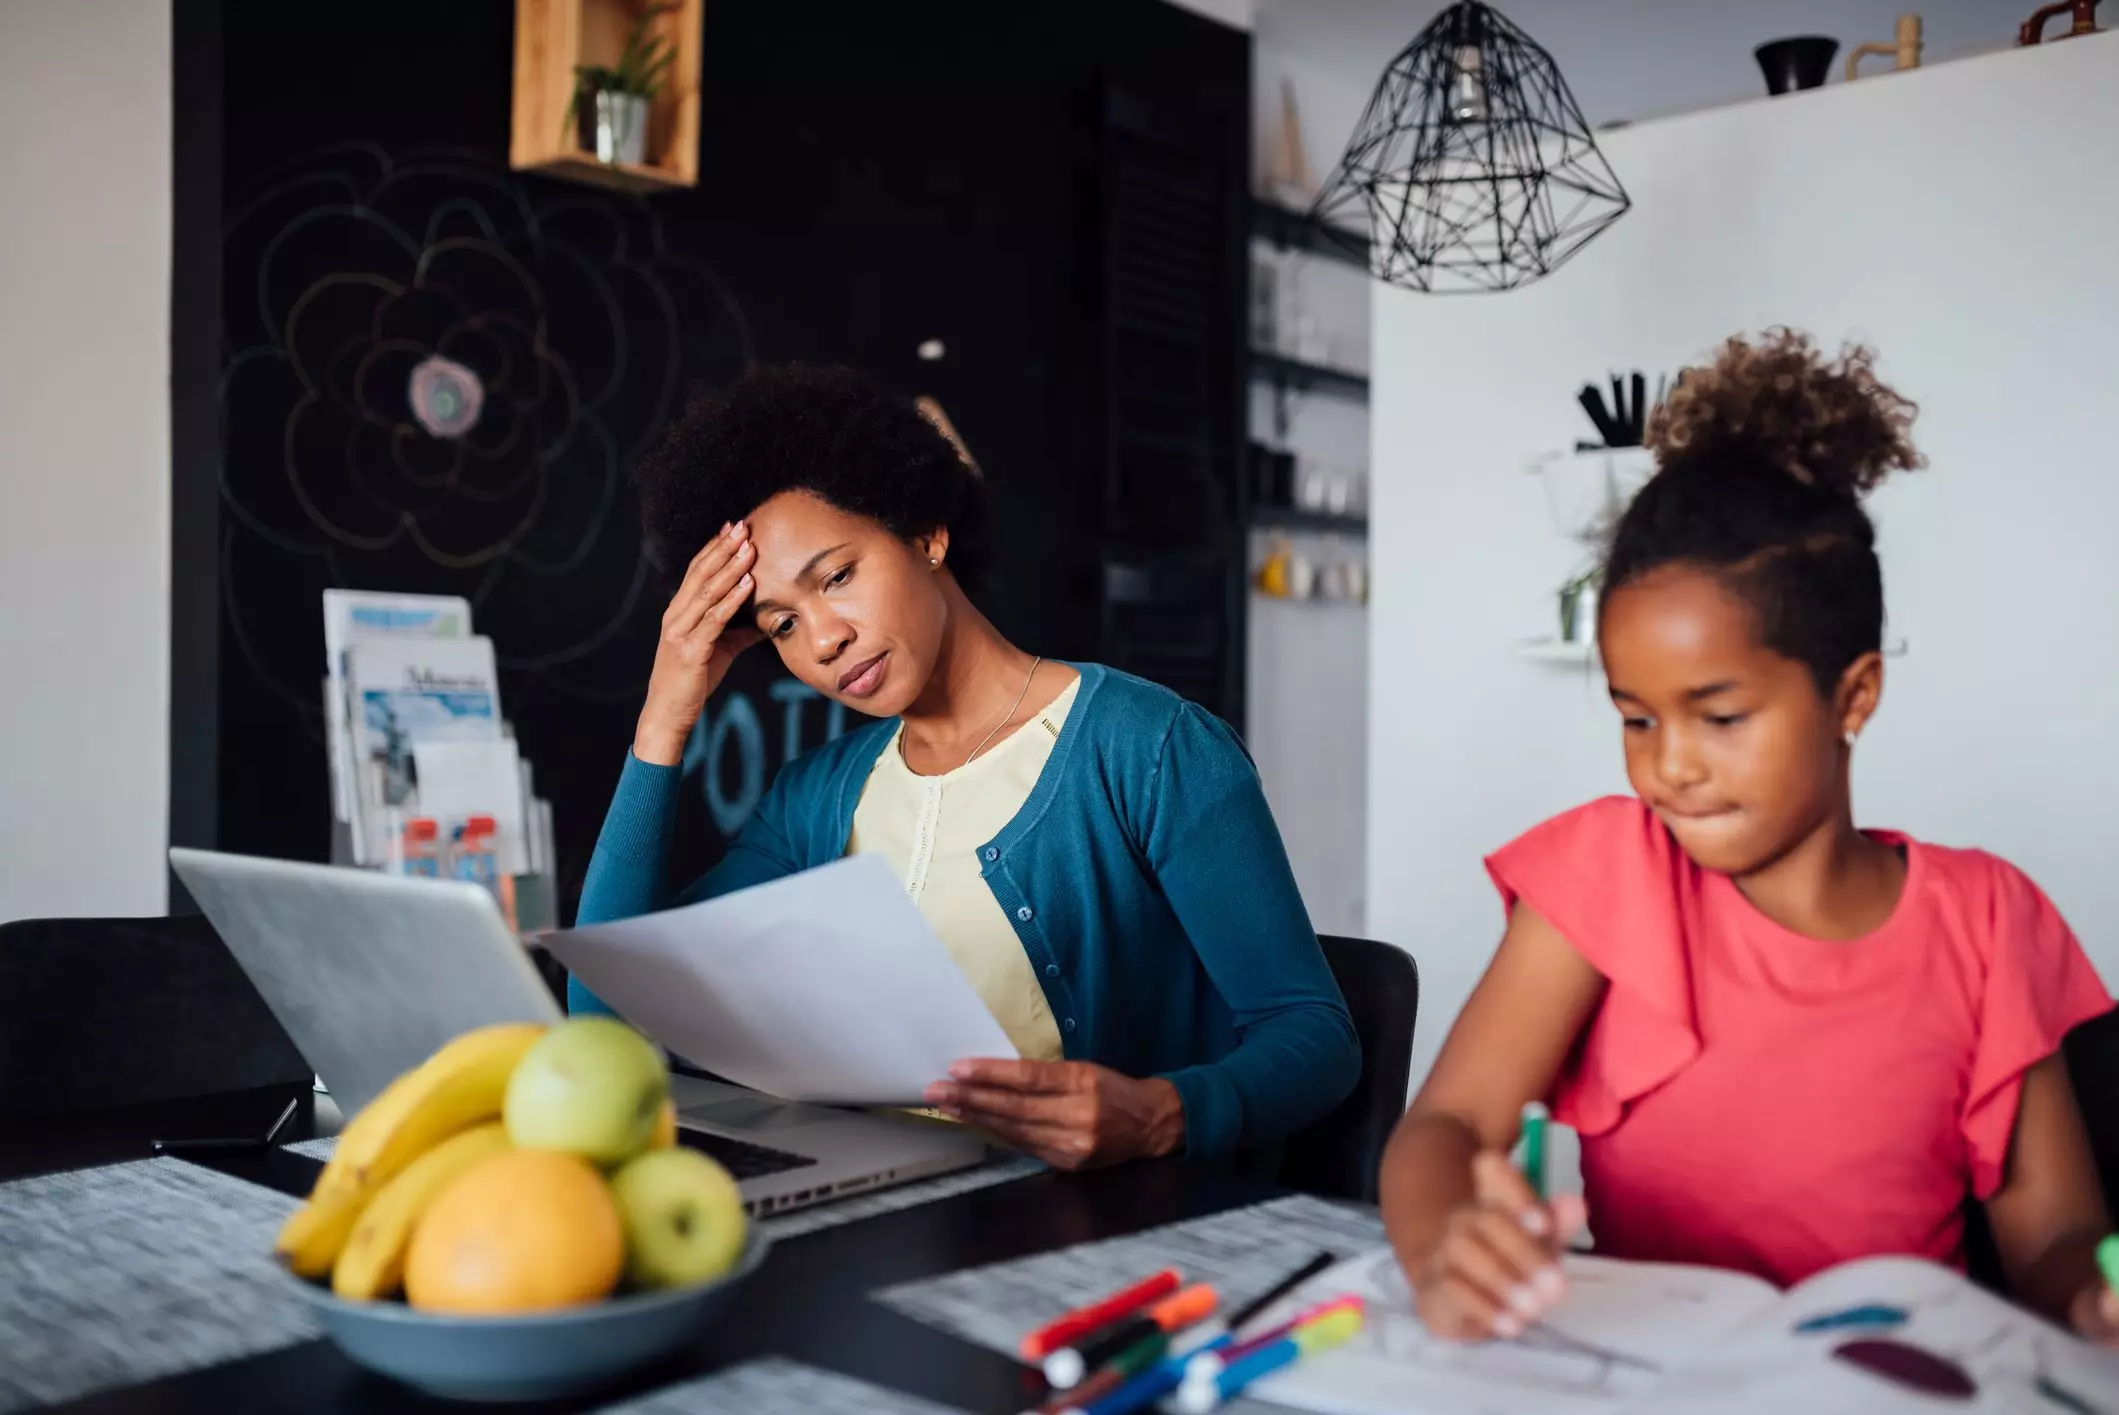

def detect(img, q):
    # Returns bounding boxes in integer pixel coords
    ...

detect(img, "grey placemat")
[0,1159,319,1413]
[280,1141,1040,1238]
[875,1195,1383,1415]
[599,1357,968,1414]
[877,1193,1385,1356]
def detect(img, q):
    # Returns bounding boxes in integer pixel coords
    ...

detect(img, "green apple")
[503,1017,668,1166]
[609,1147,749,1289]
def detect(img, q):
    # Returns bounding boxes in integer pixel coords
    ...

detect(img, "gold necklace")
[903,656,1044,771]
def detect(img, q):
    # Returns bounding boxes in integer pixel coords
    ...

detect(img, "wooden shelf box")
[511,0,702,192]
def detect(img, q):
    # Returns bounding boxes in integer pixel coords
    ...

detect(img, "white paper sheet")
[538,854,1019,1106]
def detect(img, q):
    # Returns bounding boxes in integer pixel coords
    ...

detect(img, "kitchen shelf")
[1515,637,1600,665]
[1251,506,1368,535]
[1251,198,1371,272]
[1252,590,1369,609]
[1250,351,1369,401]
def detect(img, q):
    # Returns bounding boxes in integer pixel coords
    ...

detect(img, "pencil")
[1225,1250,1335,1336]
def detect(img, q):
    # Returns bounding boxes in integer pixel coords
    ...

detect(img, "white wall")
[1366,34,2119,1088]
[0,0,173,920]
[1249,568,1370,936]
[1256,0,2030,138]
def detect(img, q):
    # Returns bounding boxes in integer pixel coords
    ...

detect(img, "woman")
[571,363,1359,1169]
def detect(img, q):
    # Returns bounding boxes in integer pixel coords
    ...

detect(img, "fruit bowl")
[284,1229,771,1403]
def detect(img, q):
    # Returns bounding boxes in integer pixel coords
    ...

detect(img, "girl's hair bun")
[1645,327,1925,499]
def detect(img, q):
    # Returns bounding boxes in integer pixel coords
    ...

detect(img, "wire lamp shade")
[1312,1,1629,294]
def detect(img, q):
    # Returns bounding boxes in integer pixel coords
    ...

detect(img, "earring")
[929,557,938,567]
[1844,730,1858,748]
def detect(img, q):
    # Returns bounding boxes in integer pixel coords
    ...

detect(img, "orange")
[650,1099,677,1151]
[403,1150,623,1314]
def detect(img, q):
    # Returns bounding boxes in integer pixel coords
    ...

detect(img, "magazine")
[344,636,501,861]
[321,591,473,857]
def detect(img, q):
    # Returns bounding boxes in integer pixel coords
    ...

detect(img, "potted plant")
[567,5,678,167]
[1557,564,1600,644]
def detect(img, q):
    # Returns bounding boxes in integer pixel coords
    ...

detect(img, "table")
[8,1085,1293,1414]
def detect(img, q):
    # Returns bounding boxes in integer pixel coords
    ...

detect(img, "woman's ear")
[917,526,952,569]
[1835,650,1885,747]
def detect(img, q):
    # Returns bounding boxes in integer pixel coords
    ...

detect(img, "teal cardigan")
[568,663,1360,1157]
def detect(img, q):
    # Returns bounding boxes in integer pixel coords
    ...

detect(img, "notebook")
[1251,1247,2119,1414]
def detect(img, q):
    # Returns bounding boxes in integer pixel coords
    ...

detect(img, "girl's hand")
[1413,1151,1588,1342]
[634,522,761,766]
[2069,1279,2119,1346]
[923,1059,1185,1170]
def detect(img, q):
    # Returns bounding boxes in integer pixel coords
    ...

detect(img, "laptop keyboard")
[679,1127,819,1181]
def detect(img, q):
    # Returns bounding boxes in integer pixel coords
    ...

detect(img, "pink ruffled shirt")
[1487,796,2111,1287]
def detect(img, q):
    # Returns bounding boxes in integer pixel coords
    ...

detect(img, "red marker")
[1021,1269,1183,1361]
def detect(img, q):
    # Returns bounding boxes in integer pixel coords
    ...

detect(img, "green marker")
[2096,1233,2119,1293]
[1520,1102,1549,1203]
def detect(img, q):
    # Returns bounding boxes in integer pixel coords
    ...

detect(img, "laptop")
[169,848,988,1216]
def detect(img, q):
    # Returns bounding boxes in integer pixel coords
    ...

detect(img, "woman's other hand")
[635,522,761,766]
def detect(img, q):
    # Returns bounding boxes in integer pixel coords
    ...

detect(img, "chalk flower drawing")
[219,142,752,718]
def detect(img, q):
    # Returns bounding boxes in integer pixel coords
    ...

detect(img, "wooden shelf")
[1250,350,1369,401]
[1251,198,1370,272]
[520,153,695,194]
[1252,506,1368,535]
[511,0,703,193]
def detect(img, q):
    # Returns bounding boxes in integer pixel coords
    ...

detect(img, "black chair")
[0,914,313,1123]
[1960,1005,2119,1294]
[2063,1006,2119,1215]
[1276,934,1419,1204]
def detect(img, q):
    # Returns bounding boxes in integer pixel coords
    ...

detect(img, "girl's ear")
[1835,651,1885,747]
[916,525,952,569]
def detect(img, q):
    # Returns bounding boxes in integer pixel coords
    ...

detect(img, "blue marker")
[1173,1307,1364,1414]
[1062,1357,1193,1415]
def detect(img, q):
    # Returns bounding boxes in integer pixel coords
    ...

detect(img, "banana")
[322,1022,546,1202]
[311,1063,426,1202]
[650,1098,677,1150]
[275,1186,366,1278]
[331,1121,512,1300]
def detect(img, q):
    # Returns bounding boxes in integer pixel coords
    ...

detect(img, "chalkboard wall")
[197,0,1248,916]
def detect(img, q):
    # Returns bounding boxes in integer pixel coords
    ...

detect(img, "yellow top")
[847,676,1081,1063]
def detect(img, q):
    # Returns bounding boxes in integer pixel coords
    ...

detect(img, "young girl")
[1381,329,2119,1344]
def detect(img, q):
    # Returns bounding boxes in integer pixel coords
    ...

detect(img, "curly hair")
[1603,329,1926,694]
[634,363,994,593]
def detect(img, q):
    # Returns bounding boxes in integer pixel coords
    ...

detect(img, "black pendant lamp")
[1312,1,1630,294]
